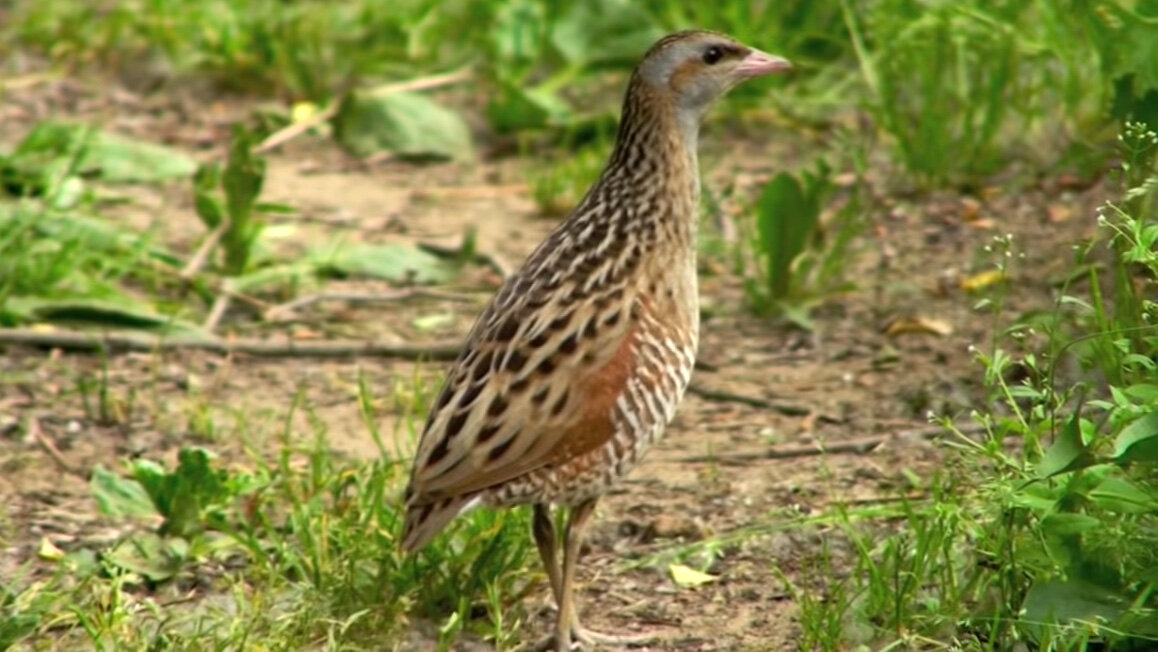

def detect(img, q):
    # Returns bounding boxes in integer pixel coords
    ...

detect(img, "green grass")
[3,374,537,651]
[2,0,1158,650]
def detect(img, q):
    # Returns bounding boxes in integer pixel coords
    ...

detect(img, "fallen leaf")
[37,537,65,562]
[960,270,1006,292]
[1048,204,1073,223]
[883,315,954,337]
[412,312,455,332]
[669,563,717,588]
[642,515,708,542]
[960,197,982,221]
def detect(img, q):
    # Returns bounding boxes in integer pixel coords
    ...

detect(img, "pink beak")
[734,48,793,78]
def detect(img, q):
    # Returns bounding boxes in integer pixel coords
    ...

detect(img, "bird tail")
[400,493,483,552]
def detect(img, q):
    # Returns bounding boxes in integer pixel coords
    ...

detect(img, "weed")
[193,125,269,277]
[741,159,864,324]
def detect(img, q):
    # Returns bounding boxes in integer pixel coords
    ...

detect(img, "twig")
[264,288,477,321]
[680,422,988,464]
[253,102,340,154]
[0,328,738,371]
[180,219,231,280]
[0,327,462,360]
[204,294,232,332]
[0,72,60,91]
[31,420,87,479]
[369,67,473,97]
[687,383,811,417]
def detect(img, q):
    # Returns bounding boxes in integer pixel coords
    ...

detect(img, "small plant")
[193,125,268,277]
[741,159,861,323]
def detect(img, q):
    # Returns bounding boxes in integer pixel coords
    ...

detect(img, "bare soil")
[0,74,1104,650]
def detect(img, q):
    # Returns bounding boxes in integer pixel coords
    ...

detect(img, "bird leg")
[532,504,563,604]
[522,500,658,651]
[554,498,596,649]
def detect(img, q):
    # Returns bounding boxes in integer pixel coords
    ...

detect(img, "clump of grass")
[3,374,536,650]
[783,120,1158,650]
[738,157,867,325]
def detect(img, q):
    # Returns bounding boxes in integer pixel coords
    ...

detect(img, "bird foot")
[519,626,658,651]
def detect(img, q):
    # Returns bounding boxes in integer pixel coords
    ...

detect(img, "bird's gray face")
[638,35,792,122]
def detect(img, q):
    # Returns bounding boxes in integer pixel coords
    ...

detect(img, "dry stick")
[203,293,232,332]
[680,422,988,464]
[264,288,477,321]
[253,102,340,154]
[687,383,811,417]
[0,328,738,374]
[31,421,87,479]
[181,218,232,281]
[0,328,462,361]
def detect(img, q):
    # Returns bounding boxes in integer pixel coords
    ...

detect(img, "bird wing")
[405,230,644,504]
[406,288,637,502]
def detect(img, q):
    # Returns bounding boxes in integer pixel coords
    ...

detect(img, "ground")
[0,73,1102,650]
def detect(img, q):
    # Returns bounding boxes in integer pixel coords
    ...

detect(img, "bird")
[401,30,791,651]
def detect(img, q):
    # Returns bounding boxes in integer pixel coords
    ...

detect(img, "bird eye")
[702,46,723,65]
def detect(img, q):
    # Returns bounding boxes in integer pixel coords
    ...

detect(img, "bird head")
[634,31,791,127]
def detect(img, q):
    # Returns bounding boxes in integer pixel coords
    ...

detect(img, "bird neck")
[602,77,702,245]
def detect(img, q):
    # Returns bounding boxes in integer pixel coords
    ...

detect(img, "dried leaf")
[960,269,1006,292]
[669,563,717,588]
[883,315,953,337]
[1048,204,1073,223]
[37,537,66,562]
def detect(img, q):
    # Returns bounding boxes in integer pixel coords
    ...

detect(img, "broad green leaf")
[91,466,159,520]
[104,532,189,582]
[1021,577,1132,643]
[8,297,210,337]
[1089,475,1158,514]
[755,172,819,300]
[1039,512,1102,537]
[1112,412,1158,463]
[231,262,315,294]
[669,563,717,588]
[84,129,197,183]
[334,90,474,162]
[0,208,181,267]
[312,242,459,285]
[1124,383,1158,403]
[2,122,195,190]
[1036,410,1096,478]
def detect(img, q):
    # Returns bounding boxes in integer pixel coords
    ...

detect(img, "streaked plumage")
[401,30,790,650]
